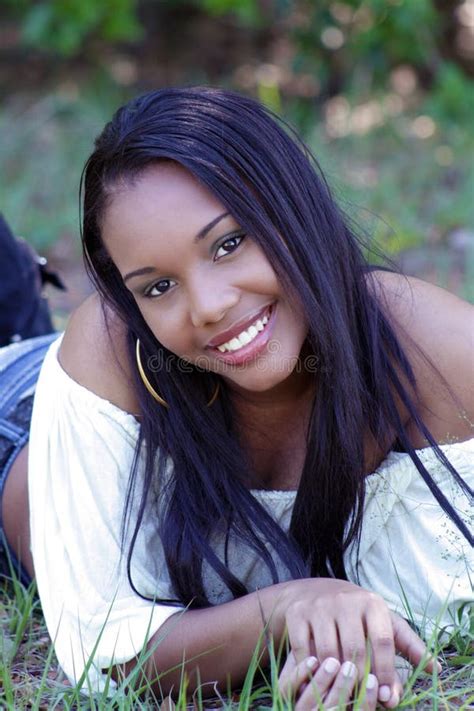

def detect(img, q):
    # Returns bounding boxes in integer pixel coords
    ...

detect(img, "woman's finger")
[278,652,319,700]
[364,602,397,706]
[286,615,312,664]
[277,649,297,696]
[310,615,340,668]
[337,617,367,680]
[295,657,341,711]
[391,612,441,674]
[359,673,379,711]
[320,660,357,710]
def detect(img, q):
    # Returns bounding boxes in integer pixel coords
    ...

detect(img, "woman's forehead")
[100,163,239,270]
[102,163,228,239]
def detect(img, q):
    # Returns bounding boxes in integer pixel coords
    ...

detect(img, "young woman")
[0,87,472,710]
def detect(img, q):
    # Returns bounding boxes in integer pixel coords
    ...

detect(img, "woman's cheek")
[136,304,176,351]
[151,326,182,355]
[157,325,192,359]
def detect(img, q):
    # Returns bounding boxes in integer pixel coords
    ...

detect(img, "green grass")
[1,574,473,710]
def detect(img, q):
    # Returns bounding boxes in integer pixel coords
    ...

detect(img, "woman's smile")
[205,302,275,364]
[101,162,309,395]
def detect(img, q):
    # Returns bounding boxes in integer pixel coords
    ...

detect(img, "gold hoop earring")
[136,339,169,408]
[207,381,220,407]
[135,339,220,408]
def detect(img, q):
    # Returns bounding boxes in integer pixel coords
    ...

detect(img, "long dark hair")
[81,87,472,608]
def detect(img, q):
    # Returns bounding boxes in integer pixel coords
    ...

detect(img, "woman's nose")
[187,280,240,328]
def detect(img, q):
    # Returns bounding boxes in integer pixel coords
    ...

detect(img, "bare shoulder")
[369,270,474,445]
[59,293,139,415]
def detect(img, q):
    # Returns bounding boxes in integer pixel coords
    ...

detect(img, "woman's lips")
[208,303,277,366]
[206,302,272,349]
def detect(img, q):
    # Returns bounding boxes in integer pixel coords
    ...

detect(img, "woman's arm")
[115,577,434,708]
[369,271,474,445]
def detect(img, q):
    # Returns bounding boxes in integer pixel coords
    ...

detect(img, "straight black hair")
[81,87,472,608]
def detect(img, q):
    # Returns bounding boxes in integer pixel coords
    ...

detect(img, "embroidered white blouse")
[28,335,473,693]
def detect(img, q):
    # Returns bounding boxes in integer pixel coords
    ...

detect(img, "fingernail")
[306,656,318,670]
[366,674,377,690]
[324,657,340,674]
[379,685,391,702]
[341,661,356,678]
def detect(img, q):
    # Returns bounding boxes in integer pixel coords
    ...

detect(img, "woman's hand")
[274,578,438,708]
[278,652,379,711]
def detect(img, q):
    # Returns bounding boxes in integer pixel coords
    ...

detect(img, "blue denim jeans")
[0,333,58,587]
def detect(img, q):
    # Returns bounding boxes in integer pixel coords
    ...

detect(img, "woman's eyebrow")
[194,211,230,242]
[123,212,231,283]
[123,266,157,283]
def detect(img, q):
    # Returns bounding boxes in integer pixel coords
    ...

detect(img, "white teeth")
[238,330,252,345]
[215,307,272,353]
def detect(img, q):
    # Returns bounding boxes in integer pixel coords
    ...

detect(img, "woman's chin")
[221,363,303,396]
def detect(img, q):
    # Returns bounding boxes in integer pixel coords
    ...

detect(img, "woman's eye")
[214,233,246,261]
[142,234,246,298]
[144,279,175,298]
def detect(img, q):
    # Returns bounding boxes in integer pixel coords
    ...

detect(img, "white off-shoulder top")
[28,335,473,694]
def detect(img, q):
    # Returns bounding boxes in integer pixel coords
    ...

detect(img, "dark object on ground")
[0,213,65,347]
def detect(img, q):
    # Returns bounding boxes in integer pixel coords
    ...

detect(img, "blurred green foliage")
[0,0,442,79]
[289,0,439,91]
[424,62,474,125]
[197,0,263,24]
[1,0,472,300]
[4,0,142,56]
[0,79,132,251]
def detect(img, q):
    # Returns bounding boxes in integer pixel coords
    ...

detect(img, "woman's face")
[101,162,309,397]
